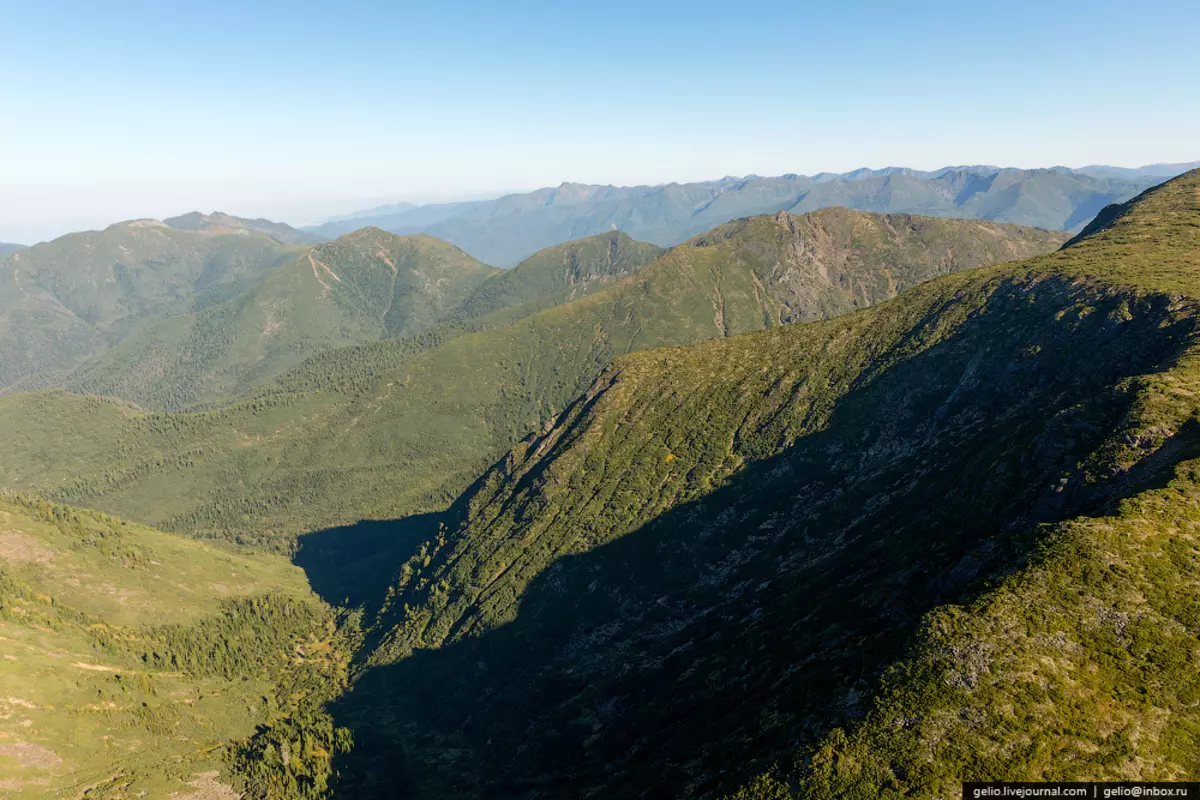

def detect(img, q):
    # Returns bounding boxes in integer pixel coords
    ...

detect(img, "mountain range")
[303,163,1197,266]
[0,218,303,392]
[3,162,1200,797]
[0,209,1065,547]
[2,170,1198,799]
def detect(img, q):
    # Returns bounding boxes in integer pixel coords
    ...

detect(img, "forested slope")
[0,220,300,390]
[312,170,1200,799]
[55,230,500,409]
[0,211,1066,545]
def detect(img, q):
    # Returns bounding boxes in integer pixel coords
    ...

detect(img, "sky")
[1,0,1198,244]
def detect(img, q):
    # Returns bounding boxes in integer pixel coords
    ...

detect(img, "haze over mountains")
[304,163,1199,265]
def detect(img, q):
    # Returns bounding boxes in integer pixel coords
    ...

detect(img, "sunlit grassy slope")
[0,495,346,798]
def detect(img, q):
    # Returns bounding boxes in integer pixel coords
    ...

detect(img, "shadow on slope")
[308,279,1198,800]
[296,512,445,623]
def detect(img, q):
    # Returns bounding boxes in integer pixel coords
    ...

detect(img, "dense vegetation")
[3,173,1199,799]
[52,229,502,409]
[6,227,667,413]
[0,210,1066,546]
[293,170,1200,799]
[0,220,301,390]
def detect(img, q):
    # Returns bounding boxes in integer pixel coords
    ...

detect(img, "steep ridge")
[51,229,501,409]
[765,167,1200,799]
[0,221,300,390]
[0,211,1066,544]
[312,171,1200,798]
[0,494,349,798]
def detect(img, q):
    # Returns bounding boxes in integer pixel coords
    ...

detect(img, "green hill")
[55,229,501,409]
[0,210,1065,546]
[0,494,347,798]
[304,170,1200,798]
[0,220,301,390]
[451,230,667,325]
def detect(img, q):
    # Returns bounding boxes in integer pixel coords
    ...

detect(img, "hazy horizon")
[5,159,1200,246]
[3,0,1198,244]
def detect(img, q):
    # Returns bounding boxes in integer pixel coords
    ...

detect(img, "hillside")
[45,230,661,411]
[0,494,347,798]
[450,230,667,325]
[310,170,1200,798]
[319,166,1160,265]
[54,229,501,409]
[164,210,326,245]
[0,221,300,390]
[0,243,24,257]
[0,210,1066,545]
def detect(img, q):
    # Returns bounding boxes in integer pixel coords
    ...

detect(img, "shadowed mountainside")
[297,171,1200,799]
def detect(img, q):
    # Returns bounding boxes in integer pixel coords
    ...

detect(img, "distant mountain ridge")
[0,242,25,256]
[305,201,485,240]
[2,225,667,412]
[163,210,325,245]
[311,163,1189,265]
[1075,160,1200,180]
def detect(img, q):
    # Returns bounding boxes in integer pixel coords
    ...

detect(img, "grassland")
[0,495,347,798]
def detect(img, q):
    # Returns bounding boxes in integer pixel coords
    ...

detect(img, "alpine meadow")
[2,2,1199,798]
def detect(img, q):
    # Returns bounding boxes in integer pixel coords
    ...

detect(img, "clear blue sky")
[1,0,1197,242]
